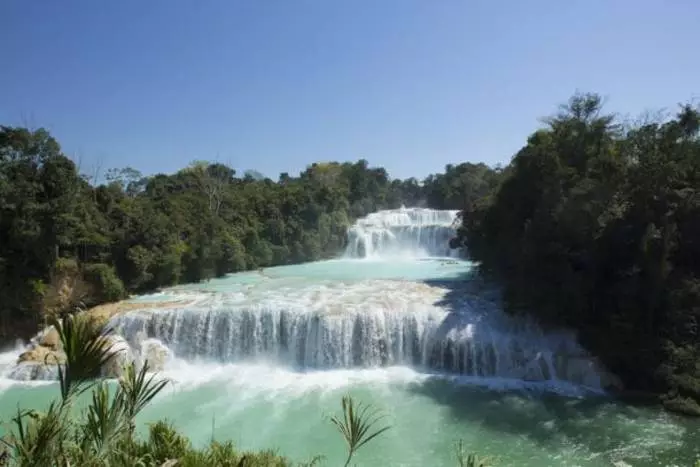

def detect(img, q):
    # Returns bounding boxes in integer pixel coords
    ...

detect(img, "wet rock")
[552,352,624,391]
[15,334,135,380]
[18,345,65,365]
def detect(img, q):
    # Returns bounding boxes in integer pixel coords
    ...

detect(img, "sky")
[1,0,699,181]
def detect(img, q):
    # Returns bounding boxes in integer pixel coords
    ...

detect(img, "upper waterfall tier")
[345,207,460,259]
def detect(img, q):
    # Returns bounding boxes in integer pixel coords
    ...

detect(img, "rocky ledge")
[12,299,189,381]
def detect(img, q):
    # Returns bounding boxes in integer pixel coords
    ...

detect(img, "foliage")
[329,395,391,467]
[460,93,700,413]
[0,126,503,342]
[82,263,127,304]
[49,314,118,402]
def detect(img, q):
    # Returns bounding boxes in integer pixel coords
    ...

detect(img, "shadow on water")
[416,262,700,465]
[407,377,699,464]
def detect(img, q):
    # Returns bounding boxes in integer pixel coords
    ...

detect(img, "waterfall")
[108,303,566,381]
[3,208,616,392]
[106,279,609,388]
[345,206,460,259]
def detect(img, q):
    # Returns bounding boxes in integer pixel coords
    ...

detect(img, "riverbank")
[457,95,700,417]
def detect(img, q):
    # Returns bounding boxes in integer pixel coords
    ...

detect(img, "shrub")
[83,263,127,304]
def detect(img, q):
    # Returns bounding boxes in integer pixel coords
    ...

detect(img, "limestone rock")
[18,345,65,365]
[39,327,61,350]
[15,334,133,380]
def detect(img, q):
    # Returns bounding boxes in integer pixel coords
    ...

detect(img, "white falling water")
[107,280,601,386]
[1,208,614,392]
[345,206,461,258]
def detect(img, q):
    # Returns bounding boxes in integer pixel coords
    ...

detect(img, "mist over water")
[0,207,698,466]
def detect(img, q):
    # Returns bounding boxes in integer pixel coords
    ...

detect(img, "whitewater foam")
[345,206,461,259]
[103,269,610,392]
[153,359,601,400]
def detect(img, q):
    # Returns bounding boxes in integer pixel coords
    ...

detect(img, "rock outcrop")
[13,298,190,380]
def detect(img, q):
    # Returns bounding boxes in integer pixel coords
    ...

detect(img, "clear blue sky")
[2,0,698,180]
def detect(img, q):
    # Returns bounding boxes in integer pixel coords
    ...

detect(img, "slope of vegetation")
[459,94,700,415]
[0,125,502,342]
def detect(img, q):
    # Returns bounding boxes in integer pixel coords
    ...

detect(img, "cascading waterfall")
[107,284,601,387]
[4,207,616,392]
[345,206,461,258]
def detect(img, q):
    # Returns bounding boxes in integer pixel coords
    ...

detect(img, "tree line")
[458,93,700,415]
[0,126,502,342]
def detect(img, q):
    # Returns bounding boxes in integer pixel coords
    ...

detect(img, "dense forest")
[459,94,700,415]
[0,126,502,342]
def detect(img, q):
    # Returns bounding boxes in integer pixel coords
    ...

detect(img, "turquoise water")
[1,258,698,466]
[134,257,474,296]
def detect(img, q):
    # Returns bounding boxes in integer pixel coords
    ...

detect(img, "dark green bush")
[83,263,127,304]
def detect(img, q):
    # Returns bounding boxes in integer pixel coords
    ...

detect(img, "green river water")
[0,239,698,466]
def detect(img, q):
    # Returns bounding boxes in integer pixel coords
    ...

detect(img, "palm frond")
[116,361,169,422]
[9,402,67,467]
[329,395,391,467]
[81,382,129,456]
[49,314,122,403]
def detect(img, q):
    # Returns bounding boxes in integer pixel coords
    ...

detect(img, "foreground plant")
[329,395,391,467]
[3,314,170,466]
[0,315,326,466]
[49,314,119,403]
[6,402,67,467]
[455,439,492,467]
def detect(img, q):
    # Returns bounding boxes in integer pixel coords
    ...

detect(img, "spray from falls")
[345,207,461,259]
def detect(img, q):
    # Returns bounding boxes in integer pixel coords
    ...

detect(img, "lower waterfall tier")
[106,279,614,390]
[4,260,621,393]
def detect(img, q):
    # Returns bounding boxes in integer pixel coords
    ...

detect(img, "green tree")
[460,94,700,414]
